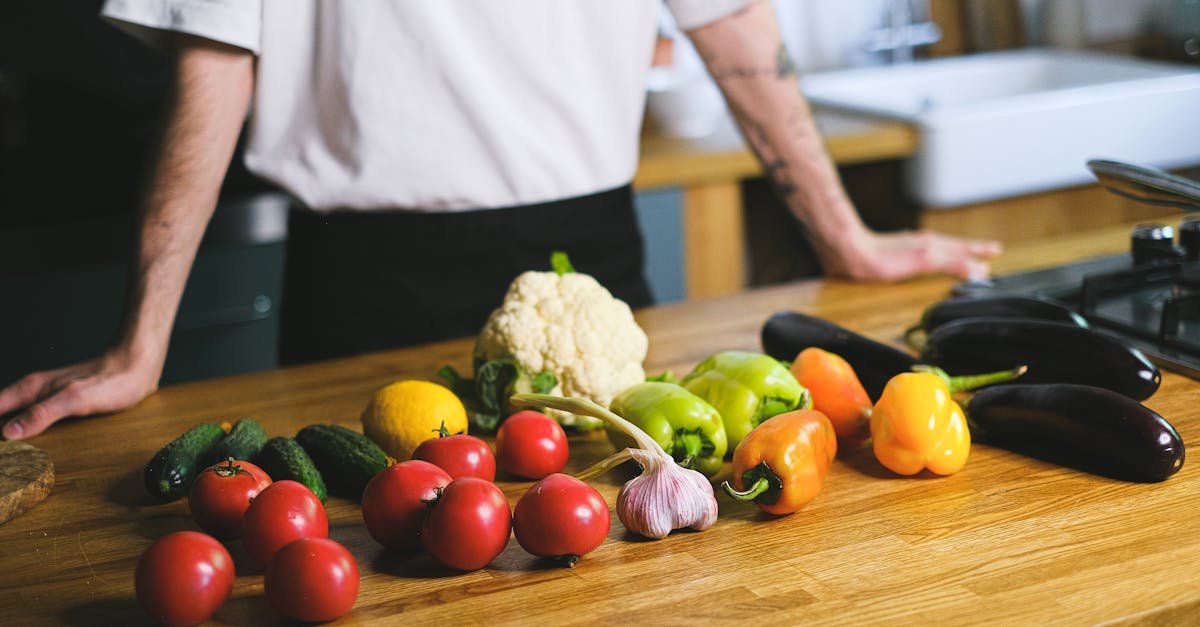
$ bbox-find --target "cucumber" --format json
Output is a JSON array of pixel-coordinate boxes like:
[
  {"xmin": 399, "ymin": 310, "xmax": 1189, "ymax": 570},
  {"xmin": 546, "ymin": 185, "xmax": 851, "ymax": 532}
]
[
  {"xmin": 295, "ymin": 424, "xmax": 390, "ymax": 501},
  {"xmin": 254, "ymin": 437, "xmax": 328, "ymax": 503},
  {"xmin": 144, "ymin": 422, "xmax": 226, "ymax": 502},
  {"xmin": 204, "ymin": 418, "xmax": 268, "ymax": 467}
]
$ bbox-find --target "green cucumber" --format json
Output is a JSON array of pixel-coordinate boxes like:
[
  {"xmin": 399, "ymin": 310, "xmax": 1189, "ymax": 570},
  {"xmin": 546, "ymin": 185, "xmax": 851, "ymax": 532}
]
[
  {"xmin": 204, "ymin": 418, "xmax": 268, "ymax": 466},
  {"xmin": 143, "ymin": 422, "xmax": 226, "ymax": 502},
  {"xmin": 295, "ymin": 424, "xmax": 391, "ymax": 501},
  {"xmin": 254, "ymin": 437, "xmax": 328, "ymax": 503}
]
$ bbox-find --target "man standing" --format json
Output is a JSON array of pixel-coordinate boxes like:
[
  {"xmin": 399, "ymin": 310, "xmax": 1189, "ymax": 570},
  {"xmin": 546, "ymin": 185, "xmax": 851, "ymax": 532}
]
[{"xmin": 0, "ymin": 0, "xmax": 999, "ymax": 440}]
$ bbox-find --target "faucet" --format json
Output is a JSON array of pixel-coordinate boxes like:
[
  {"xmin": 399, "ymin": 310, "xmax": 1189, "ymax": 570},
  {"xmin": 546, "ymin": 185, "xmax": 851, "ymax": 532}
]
[{"xmin": 863, "ymin": 0, "xmax": 942, "ymax": 64}]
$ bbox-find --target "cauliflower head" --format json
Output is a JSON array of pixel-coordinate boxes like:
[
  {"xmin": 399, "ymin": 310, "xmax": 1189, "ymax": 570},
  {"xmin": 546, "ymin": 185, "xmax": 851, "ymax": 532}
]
[{"xmin": 475, "ymin": 270, "xmax": 648, "ymax": 424}]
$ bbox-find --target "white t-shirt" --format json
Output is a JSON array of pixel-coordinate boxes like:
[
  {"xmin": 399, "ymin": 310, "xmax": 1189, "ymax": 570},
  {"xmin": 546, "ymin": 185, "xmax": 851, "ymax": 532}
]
[{"xmin": 102, "ymin": 0, "xmax": 750, "ymax": 212}]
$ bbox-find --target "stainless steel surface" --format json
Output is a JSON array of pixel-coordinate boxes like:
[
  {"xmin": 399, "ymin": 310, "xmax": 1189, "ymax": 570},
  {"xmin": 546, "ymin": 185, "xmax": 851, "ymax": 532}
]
[{"xmin": 1087, "ymin": 159, "xmax": 1200, "ymax": 212}]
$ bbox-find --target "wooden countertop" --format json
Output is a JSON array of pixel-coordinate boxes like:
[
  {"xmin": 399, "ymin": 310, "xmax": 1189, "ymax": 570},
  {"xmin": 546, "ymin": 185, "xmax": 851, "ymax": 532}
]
[
  {"xmin": 634, "ymin": 108, "xmax": 918, "ymax": 190},
  {"xmin": 4, "ymin": 220, "xmax": 1199, "ymax": 625}
]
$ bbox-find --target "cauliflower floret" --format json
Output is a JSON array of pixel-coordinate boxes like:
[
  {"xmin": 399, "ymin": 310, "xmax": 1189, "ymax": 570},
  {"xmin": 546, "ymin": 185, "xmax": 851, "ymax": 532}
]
[{"xmin": 475, "ymin": 270, "xmax": 648, "ymax": 425}]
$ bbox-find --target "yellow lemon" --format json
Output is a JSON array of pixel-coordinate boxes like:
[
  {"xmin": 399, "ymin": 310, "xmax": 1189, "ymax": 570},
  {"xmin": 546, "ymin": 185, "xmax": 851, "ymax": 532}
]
[{"xmin": 361, "ymin": 380, "xmax": 468, "ymax": 461}]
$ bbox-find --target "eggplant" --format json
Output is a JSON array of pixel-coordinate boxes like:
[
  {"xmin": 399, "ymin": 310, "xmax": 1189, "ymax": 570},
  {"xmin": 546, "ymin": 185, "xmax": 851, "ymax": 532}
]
[
  {"xmin": 919, "ymin": 295, "xmax": 1088, "ymax": 333},
  {"xmin": 761, "ymin": 311, "xmax": 918, "ymax": 401},
  {"xmin": 921, "ymin": 318, "xmax": 1161, "ymax": 400},
  {"xmin": 967, "ymin": 384, "xmax": 1184, "ymax": 482}
]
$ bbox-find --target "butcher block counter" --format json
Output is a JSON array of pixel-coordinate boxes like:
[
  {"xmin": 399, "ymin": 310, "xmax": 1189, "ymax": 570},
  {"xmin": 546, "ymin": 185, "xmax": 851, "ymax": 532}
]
[{"xmin": 3, "ymin": 220, "xmax": 1199, "ymax": 626}]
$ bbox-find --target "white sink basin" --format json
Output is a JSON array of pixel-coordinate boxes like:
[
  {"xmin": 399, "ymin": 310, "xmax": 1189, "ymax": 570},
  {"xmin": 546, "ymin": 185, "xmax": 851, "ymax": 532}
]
[{"xmin": 801, "ymin": 49, "xmax": 1200, "ymax": 208}]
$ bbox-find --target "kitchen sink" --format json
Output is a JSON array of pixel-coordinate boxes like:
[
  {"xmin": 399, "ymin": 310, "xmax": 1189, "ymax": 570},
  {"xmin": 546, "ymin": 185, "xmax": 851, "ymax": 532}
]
[{"xmin": 801, "ymin": 49, "xmax": 1200, "ymax": 207}]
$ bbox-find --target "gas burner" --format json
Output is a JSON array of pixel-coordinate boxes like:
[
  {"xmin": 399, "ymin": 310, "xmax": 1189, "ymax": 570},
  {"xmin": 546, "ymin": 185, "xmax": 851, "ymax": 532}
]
[{"xmin": 954, "ymin": 217, "xmax": 1200, "ymax": 380}]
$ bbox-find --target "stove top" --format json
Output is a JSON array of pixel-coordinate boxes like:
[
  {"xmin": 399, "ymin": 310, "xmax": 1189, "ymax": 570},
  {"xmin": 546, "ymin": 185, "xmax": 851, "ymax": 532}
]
[{"xmin": 955, "ymin": 217, "xmax": 1200, "ymax": 379}]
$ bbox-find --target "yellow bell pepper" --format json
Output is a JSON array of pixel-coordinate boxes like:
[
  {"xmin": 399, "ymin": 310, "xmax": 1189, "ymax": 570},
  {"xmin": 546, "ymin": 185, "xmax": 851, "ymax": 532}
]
[{"xmin": 870, "ymin": 371, "xmax": 968, "ymax": 475}]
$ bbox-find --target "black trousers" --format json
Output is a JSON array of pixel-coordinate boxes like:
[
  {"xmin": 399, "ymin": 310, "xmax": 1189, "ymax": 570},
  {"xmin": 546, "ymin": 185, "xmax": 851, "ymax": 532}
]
[{"xmin": 278, "ymin": 184, "xmax": 652, "ymax": 365}]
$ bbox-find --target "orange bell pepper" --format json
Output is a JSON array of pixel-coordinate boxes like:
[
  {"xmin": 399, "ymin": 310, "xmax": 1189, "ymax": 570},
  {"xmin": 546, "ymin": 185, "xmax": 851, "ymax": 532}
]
[
  {"xmin": 790, "ymin": 347, "xmax": 872, "ymax": 445},
  {"xmin": 721, "ymin": 409, "xmax": 836, "ymax": 515},
  {"xmin": 870, "ymin": 371, "xmax": 970, "ymax": 476}
]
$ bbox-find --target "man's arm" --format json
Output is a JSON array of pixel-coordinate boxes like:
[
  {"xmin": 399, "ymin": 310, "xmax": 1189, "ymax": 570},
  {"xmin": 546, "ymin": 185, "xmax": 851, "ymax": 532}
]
[
  {"xmin": 687, "ymin": 0, "xmax": 1000, "ymax": 281},
  {"xmin": 0, "ymin": 35, "xmax": 254, "ymax": 439}
]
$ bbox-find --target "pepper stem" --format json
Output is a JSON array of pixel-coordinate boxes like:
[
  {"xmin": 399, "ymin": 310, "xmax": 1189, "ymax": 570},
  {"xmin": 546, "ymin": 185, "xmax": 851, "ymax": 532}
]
[
  {"xmin": 722, "ymin": 477, "xmax": 770, "ymax": 502},
  {"xmin": 671, "ymin": 429, "xmax": 714, "ymax": 470},
  {"xmin": 512, "ymin": 394, "xmax": 667, "ymax": 455},
  {"xmin": 574, "ymin": 448, "xmax": 635, "ymax": 481},
  {"xmin": 912, "ymin": 364, "xmax": 1028, "ymax": 393}
]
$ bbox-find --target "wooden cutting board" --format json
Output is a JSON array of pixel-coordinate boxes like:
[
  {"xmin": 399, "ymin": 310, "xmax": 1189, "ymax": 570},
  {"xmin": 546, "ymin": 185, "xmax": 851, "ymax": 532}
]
[{"xmin": 0, "ymin": 441, "xmax": 54, "ymax": 525}]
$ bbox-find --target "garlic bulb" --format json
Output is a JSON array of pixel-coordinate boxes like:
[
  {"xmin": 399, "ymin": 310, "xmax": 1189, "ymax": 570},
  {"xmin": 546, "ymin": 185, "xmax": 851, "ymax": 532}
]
[
  {"xmin": 511, "ymin": 393, "xmax": 719, "ymax": 539},
  {"xmin": 616, "ymin": 448, "xmax": 717, "ymax": 538}
]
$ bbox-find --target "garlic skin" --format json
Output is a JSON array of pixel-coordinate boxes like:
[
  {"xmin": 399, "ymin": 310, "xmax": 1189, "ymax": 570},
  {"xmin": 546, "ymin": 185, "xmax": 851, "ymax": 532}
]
[{"xmin": 617, "ymin": 448, "xmax": 718, "ymax": 539}]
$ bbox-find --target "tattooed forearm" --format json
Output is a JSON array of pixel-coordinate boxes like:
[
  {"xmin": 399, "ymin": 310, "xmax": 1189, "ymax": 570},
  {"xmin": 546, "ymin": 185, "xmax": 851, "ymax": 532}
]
[
  {"xmin": 707, "ymin": 43, "xmax": 797, "ymax": 81},
  {"xmin": 726, "ymin": 99, "xmax": 800, "ymax": 204}
]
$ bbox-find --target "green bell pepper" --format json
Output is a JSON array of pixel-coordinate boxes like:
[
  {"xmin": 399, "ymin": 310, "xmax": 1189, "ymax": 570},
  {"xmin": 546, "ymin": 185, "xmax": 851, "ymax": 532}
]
[
  {"xmin": 681, "ymin": 350, "xmax": 811, "ymax": 450},
  {"xmin": 607, "ymin": 381, "xmax": 728, "ymax": 478}
]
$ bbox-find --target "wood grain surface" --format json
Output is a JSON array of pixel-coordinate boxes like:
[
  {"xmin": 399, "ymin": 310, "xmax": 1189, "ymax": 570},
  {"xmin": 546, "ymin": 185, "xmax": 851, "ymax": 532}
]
[
  {"xmin": 2, "ymin": 220, "xmax": 1197, "ymax": 626},
  {"xmin": 0, "ymin": 441, "xmax": 54, "ymax": 525}
]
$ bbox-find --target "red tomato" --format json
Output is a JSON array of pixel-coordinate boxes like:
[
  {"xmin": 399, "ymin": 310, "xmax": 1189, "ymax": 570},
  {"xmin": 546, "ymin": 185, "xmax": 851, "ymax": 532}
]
[
  {"xmin": 266, "ymin": 537, "xmax": 360, "ymax": 622},
  {"xmin": 495, "ymin": 410, "xmax": 568, "ymax": 480},
  {"xmin": 188, "ymin": 459, "xmax": 272, "ymax": 539},
  {"xmin": 361, "ymin": 460, "xmax": 452, "ymax": 550},
  {"xmin": 242, "ymin": 480, "xmax": 328, "ymax": 566},
  {"xmin": 421, "ymin": 477, "xmax": 511, "ymax": 571},
  {"xmin": 412, "ymin": 425, "xmax": 496, "ymax": 481},
  {"xmin": 512, "ymin": 473, "xmax": 610, "ymax": 567},
  {"xmin": 135, "ymin": 531, "xmax": 234, "ymax": 627}
]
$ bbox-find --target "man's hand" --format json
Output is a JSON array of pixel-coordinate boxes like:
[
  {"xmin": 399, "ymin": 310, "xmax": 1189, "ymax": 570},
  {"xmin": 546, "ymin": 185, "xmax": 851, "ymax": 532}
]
[
  {"xmin": 688, "ymin": 0, "xmax": 1000, "ymax": 281},
  {"xmin": 0, "ymin": 349, "xmax": 161, "ymax": 440},
  {"xmin": 826, "ymin": 229, "xmax": 1003, "ymax": 282}
]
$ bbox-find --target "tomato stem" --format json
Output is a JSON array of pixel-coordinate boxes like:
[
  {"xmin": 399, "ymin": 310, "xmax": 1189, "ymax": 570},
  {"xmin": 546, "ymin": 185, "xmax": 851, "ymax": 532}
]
[
  {"xmin": 420, "ymin": 486, "xmax": 445, "ymax": 508},
  {"xmin": 554, "ymin": 554, "xmax": 581, "ymax": 568},
  {"xmin": 213, "ymin": 457, "xmax": 244, "ymax": 478}
]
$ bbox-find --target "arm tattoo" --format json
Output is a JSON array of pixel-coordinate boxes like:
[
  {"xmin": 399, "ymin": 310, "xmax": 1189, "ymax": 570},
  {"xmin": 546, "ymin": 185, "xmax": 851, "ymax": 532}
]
[
  {"xmin": 726, "ymin": 100, "xmax": 799, "ymax": 204},
  {"xmin": 775, "ymin": 43, "xmax": 797, "ymax": 79},
  {"xmin": 708, "ymin": 43, "xmax": 797, "ymax": 81}
]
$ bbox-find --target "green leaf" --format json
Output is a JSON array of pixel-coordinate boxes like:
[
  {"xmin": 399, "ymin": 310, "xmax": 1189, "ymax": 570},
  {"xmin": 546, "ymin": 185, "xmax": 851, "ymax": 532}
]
[
  {"xmin": 645, "ymin": 371, "xmax": 679, "ymax": 384},
  {"xmin": 531, "ymin": 371, "xmax": 558, "ymax": 394},
  {"xmin": 440, "ymin": 359, "xmax": 563, "ymax": 433},
  {"xmin": 437, "ymin": 365, "xmax": 475, "ymax": 400},
  {"xmin": 551, "ymin": 251, "xmax": 575, "ymax": 276},
  {"xmin": 474, "ymin": 360, "xmax": 522, "ymax": 429}
]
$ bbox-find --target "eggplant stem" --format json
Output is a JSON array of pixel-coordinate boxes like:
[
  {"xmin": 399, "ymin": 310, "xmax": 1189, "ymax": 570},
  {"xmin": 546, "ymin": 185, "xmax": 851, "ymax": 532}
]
[
  {"xmin": 574, "ymin": 448, "xmax": 635, "ymax": 481},
  {"xmin": 722, "ymin": 477, "xmax": 770, "ymax": 502},
  {"xmin": 904, "ymin": 324, "xmax": 927, "ymax": 352},
  {"xmin": 512, "ymin": 394, "xmax": 666, "ymax": 455}
]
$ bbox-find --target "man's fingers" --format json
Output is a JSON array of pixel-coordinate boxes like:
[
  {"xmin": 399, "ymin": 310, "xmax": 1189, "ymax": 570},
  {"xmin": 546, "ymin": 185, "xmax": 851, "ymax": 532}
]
[
  {"xmin": 0, "ymin": 372, "xmax": 55, "ymax": 416},
  {"xmin": 925, "ymin": 231, "xmax": 1002, "ymax": 260},
  {"xmin": 965, "ymin": 239, "xmax": 1003, "ymax": 258},
  {"xmin": 2, "ymin": 381, "xmax": 90, "ymax": 440}
]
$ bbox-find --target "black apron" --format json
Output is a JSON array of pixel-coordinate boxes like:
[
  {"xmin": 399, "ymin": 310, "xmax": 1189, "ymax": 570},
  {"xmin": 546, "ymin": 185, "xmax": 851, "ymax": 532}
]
[{"xmin": 278, "ymin": 184, "xmax": 652, "ymax": 365}]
